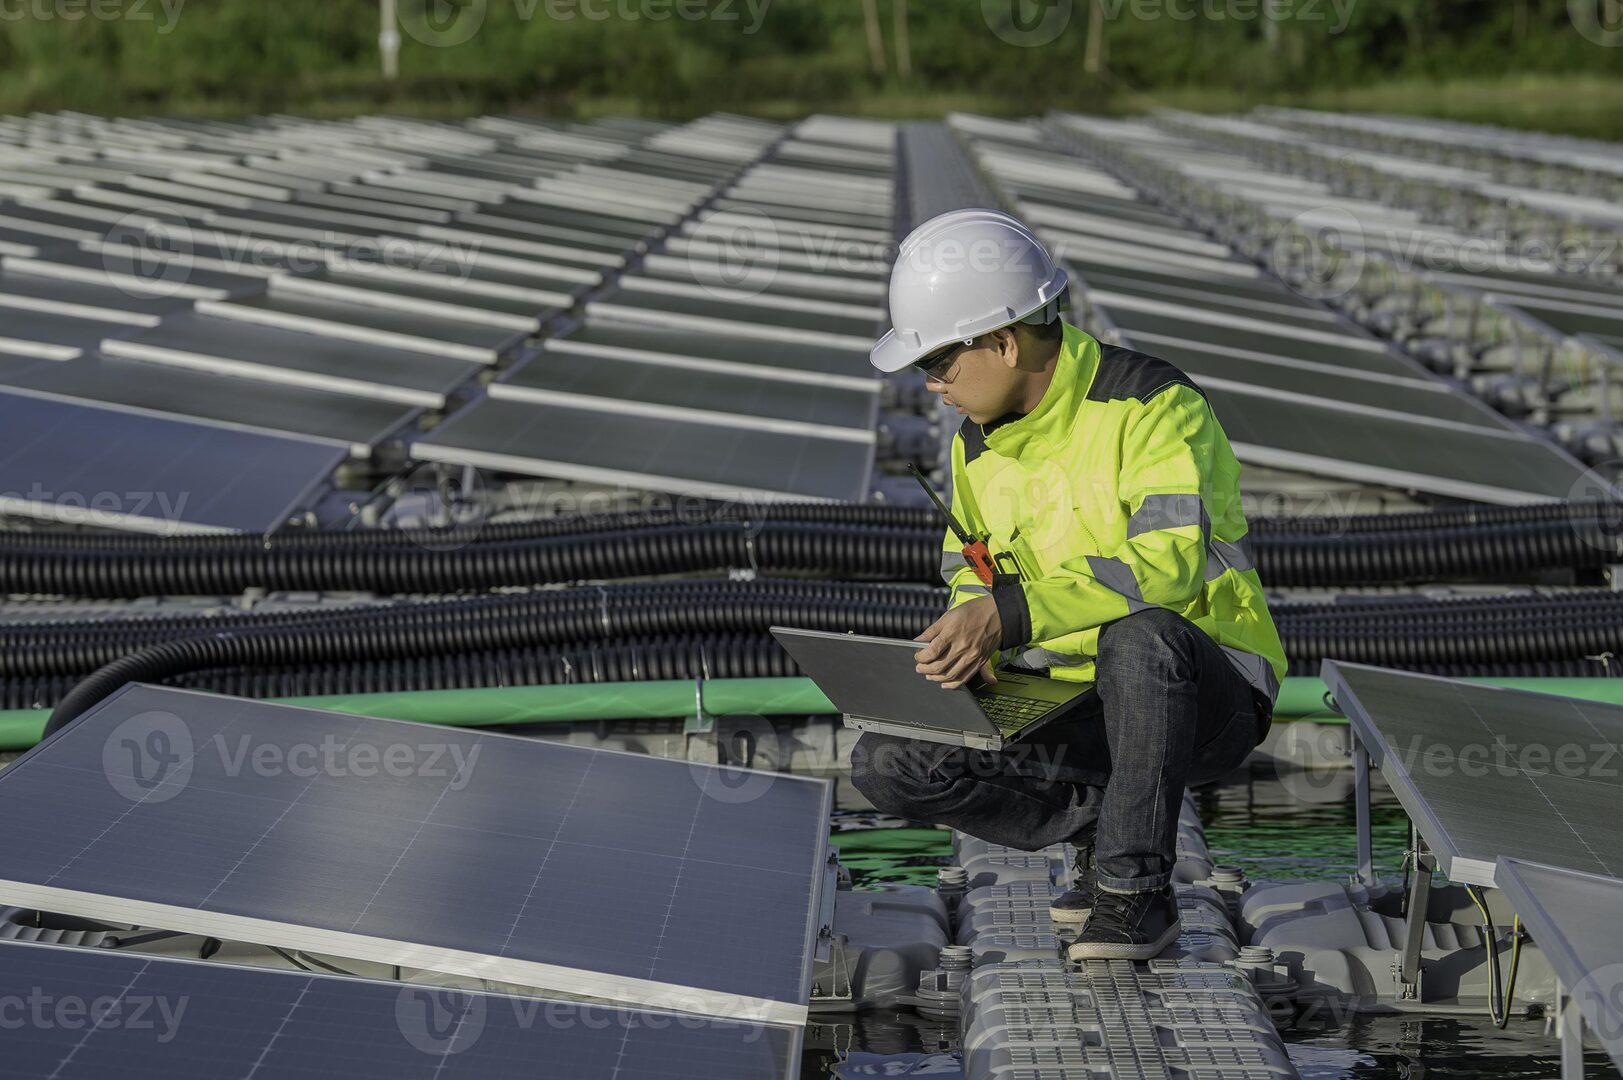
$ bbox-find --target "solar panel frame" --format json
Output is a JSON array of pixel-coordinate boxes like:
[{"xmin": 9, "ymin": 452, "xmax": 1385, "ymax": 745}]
[
  {"xmin": 0, "ymin": 940, "xmax": 803, "ymax": 1080},
  {"xmin": 1324, "ymin": 661, "xmax": 1623, "ymax": 886},
  {"xmin": 0, "ymin": 683, "xmax": 832, "ymax": 1027},
  {"xmin": 1494, "ymin": 858, "xmax": 1623, "ymax": 1075}
]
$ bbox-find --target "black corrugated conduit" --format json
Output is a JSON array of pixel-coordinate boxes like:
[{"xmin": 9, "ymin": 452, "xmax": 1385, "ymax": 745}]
[
  {"xmin": 1250, "ymin": 500, "xmax": 1620, "ymax": 535},
  {"xmin": 0, "ymin": 501, "xmax": 1620, "ymax": 598},
  {"xmin": 0, "ymin": 502, "xmax": 941, "ymax": 553},
  {"xmin": 3, "ymin": 592, "xmax": 936, "ymax": 680},
  {"xmin": 0, "ymin": 523, "xmax": 943, "ymax": 598}
]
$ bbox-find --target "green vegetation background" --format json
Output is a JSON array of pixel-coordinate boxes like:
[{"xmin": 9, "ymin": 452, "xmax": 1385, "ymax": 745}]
[{"xmin": 1, "ymin": 0, "xmax": 1620, "ymax": 137}]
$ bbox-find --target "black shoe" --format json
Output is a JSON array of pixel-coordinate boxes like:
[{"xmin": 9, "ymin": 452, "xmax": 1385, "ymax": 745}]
[
  {"xmin": 1066, "ymin": 884, "xmax": 1181, "ymax": 961},
  {"xmin": 1048, "ymin": 839, "xmax": 1096, "ymax": 923}
]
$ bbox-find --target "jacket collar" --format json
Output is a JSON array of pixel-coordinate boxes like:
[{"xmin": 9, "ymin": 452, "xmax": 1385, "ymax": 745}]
[{"xmin": 978, "ymin": 321, "xmax": 1099, "ymax": 454}]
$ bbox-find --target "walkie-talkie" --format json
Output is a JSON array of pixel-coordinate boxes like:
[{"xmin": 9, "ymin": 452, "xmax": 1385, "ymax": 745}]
[{"xmin": 907, "ymin": 464, "xmax": 1021, "ymax": 586}]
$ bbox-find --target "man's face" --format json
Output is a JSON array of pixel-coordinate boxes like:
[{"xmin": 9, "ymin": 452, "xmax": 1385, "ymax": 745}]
[{"xmin": 917, "ymin": 330, "xmax": 1017, "ymax": 424}]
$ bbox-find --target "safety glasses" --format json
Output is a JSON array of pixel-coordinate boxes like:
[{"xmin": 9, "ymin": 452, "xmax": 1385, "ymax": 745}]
[{"xmin": 912, "ymin": 336, "xmax": 978, "ymax": 384}]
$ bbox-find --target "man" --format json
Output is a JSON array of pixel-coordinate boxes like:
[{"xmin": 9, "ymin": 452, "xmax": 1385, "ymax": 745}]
[{"xmin": 856, "ymin": 208, "xmax": 1286, "ymax": 961}]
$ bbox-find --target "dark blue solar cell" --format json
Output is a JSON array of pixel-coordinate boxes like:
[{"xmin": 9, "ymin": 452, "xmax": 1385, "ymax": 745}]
[{"xmin": 0, "ymin": 941, "xmax": 799, "ymax": 1079}]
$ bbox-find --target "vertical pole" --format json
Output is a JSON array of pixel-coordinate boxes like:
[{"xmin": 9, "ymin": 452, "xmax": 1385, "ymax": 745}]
[
  {"xmin": 892, "ymin": 0, "xmax": 911, "ymax": 79},
  {"xmin": 861, "ymin": 0, "xmax": 886, "ymax": 77},
  {"xmin": 380, "ymin": 0, "xmax": 401, "ymax": 81},
  {"xmin": 1083, "ymin": 0, "xmax": 1105, "ymax": 74},
  {"xmin": 1398, "ymin": 832, "xmax": 1433, "ymax": 999},
  {"xmin": 1355, "ymin": 736, "xmax": 1374, "ymax": 888},
  {"xmin": 1559, "ymin": 983, "xmax": 1585, "ymax": 1080}
]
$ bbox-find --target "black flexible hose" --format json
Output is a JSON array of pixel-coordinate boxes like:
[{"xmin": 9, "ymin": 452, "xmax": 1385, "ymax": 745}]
[
  {"xmin": 1279, "ymin": 625, "xmax": 1623, "ymax": 668},
  {"xmin": 3, "ymin": 594, "xmax": 934, "ymax": 679},
  {"xmin": 0, "ymin": 523, "xmax": 943, "ymax": 598},
  {"xmin": 1250, "ymin": 500, "xmax": 1620, "ymax": 535},
  {"xmin": 4, "ymin": 635, "xmax": 806, "ymax": 714},
  {"xmin": 168, "ymin": 635, "xmax": 798, "ymax": 698},
  {"xmin": 0, "ymin": 579, "xmax": 945, "ymax": 650},
  {"xmin": 0, "ymin": 501, "xmax": 941, "ymax": 552},
  {"xmin": 37, "ymin": 570, "xmax": 949, "ymax": 739},
  {"xmin": 1252, "ymin": 518, "xmax": 1623, "ymax": 586},
  {"xmin": 1274, "ymin": 590, "xmax": 1623, "ymax": 620},
  {"xmin": 3, "ymin": 505, "xmax": 1621, "ymax": 598}
]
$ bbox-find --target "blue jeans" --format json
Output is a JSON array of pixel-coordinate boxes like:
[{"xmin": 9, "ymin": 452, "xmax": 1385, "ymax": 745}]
[{"xmin": 850, "ymin": 608, "xmax": 1270, "ymax": 892}]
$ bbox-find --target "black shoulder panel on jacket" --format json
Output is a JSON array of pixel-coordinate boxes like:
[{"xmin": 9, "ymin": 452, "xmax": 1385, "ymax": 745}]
[
  {"xmin": 1087, "ymin": 344, "xmax": 1206, "ymax": 404},
  {"xmin": 960, "ymin": 416, "xmax": 988, "ymax": 464}
]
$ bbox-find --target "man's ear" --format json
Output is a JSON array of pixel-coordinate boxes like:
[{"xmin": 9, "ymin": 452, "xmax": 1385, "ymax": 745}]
[{"xmin": 994, "ymin": 327, "xmax": 1020, "ymax": 368}]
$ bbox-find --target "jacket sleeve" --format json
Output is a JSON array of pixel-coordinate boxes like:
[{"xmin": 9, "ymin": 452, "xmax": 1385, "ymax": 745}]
[
  {"xmin": 940, "ymin": 438, "xmax": 991, "ymax": 609},
  {"xmin": 990, "ymin": 385, "xmax": 1216, "ymax": 649}
]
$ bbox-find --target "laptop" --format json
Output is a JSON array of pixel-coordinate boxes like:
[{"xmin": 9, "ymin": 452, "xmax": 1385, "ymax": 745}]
[{"xmin": 771, "ymin": 626, "xmax": 1094, "ymax": 751}]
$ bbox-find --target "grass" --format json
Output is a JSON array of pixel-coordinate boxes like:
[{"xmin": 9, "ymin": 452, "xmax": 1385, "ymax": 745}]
[{"xmin": 5, "ymin": 74, "xmax": 1620, "ymax": 142}]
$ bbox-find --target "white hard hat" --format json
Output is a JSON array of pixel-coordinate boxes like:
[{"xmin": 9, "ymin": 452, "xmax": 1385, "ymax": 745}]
[{"xmin": 870, "ymin": 208, "xmax": 1069, "ymax": 373}]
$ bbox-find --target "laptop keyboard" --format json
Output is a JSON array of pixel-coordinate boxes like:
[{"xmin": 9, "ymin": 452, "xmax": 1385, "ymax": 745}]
[{"xmin": 976, "ymin": 693, "xmax": 1057, "ymax": 734}]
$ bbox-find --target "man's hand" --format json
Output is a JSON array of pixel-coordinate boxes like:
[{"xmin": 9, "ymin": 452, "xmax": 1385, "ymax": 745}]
[{"xmin": 914, "ymin": 595, "xmax": 1003, "ymax": 690}]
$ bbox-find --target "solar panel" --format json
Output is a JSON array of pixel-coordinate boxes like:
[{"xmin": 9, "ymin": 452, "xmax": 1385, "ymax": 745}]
[
  {"xmin": 557, "ymin": 321, "xmax": 876, "ymax": 385},
  {"xmin": 1098, "ymin": 307, "xmax": 1417, "ymax": 376},
  {"xmin": 197, "ymin": 293, "xmax": 518, "ymax": 364},
  {"xmin": 1323, "ymin": 662, "xmax": 1623, "ymax": 886},
  {"xmin": 1071, "ymin": 260, "xmax": 1314, "ymax": 305},
  {"xmin": 0, "ymin": 268, "xmax": 193, "ymax": 319},
  {"xmin": 7, "ymin": 244, "xmax": 267, "ymax": 297},
  {"xmin": 0, "ymin": 684, "xmax": 831, "ymax": 1026},
  {"xmin": 1, "ymin": 941, "xmax": 799, "ymax": 1080},
  {"xmin": 710, "ymin": 196, "xmax": 886, "ymax": 232},
  {"xmin": 101, "ymin": 311, "xmax": 482, "ymax": 409},
  {"xmin": 491, "ymin": 350, "xmax": 877, "ymax": 437},
  {"xmin": 269, "ymin": 274, "xmax": 545, "ymax": 332},
  {"xmin": 414, "ymin": 395, "xmax": 873, "ymax": 501},
  {"xmin": 0, "ymin": 307, "xmax": 149, "ymax": 351},
  {"xmin": 1120, "ymin": 331, "xmax": 1511, "ymax": 429},
  {"xmin": 602, "ymin": 277, "xmax": 883, "ymax": 341},
  {"xmin": 1496, "ymin": 298, "xmax": 1623, "ymax": 340},
  {"xmin": 0, "ymin": 352, "xmax": 417, "ymax": 454},
  {"xmin": 0, "ymin": 388, "xmax": 342, "ymax": 533},
  {"xmin": 1204, "ymin": 381, "xmax": 1586, "ymax": 503},
  {"xmin": 1085, "ymin": 282, "xmax": 1341, "ymax": 332},
  {"xmin": 640, "ymin": 253, "xmax": 886, "ymax": 306},
  {"xmin": 1494, "ymin": 859, "xmax": 1623, "ymax": 1075}
]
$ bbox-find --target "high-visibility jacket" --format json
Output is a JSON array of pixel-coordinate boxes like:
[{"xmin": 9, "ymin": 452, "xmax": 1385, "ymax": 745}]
[{"xmin": 941, "ymin": 321, "xmax": 1287, "ymax": 707}]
